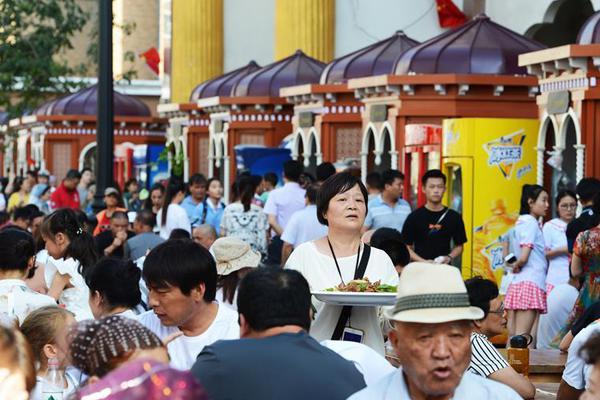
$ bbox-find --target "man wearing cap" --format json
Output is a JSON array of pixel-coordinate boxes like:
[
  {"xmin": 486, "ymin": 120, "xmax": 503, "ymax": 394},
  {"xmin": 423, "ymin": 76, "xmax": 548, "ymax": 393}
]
[
  {"xmin": 49, "ymin": 169, "xmax": 81, "ymax": 210},
  {"xmin": 348, "ymin": 263, "xmax": 521, "ymax": 399},
  {"xmin": 93, "ymin": 187, "xmax": 127, "ymax": 236}
]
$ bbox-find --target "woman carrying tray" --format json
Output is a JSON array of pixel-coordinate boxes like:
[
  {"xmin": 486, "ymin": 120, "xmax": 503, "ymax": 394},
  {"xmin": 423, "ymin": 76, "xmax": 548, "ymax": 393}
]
[{"xmin": 285, "ymin": 172, "xmax": 398, "ymax": 355}]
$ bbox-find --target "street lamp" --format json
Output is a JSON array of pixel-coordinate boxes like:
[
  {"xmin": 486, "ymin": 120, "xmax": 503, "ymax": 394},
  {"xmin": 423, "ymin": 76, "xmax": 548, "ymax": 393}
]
[{"xmin": 92, "ymin": 0, "xmax": 114, "ymax": 213}]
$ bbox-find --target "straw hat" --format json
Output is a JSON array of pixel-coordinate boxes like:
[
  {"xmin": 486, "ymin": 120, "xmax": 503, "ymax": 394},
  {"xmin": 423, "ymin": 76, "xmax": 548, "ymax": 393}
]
[
  {"xmin": 212, "ymin": 237, "xmax": 261, "ymax": 276},
  {"xmin": 385, "ymin": 262, "xmax": 484, "ymax": 323}
]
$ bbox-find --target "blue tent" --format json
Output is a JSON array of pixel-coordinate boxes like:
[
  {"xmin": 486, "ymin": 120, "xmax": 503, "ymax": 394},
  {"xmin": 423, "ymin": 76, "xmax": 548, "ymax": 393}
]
[{"xmin": 234, "ymin": 145, "xmax": 291, "ymax": 180}]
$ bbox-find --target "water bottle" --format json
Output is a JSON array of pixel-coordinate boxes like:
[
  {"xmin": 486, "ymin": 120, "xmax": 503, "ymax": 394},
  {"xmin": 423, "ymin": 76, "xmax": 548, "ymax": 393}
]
[
  {"xmin": 42, "ymin": 357, "xmax": 65, "ymax": 400},
  {"xmin": 507, "ymin": 334, "xmax": 532, "ymax": 376}
]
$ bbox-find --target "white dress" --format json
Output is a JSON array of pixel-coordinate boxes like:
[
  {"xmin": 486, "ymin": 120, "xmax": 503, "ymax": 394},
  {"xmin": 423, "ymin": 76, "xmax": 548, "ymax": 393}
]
[
  {"xmin": 0, "ymin": 279, "xmax": 56, "ymax": 325},
  {"xmin": 45, "ymin": 257, "xmax": 93, "ymax": 321},
  {"xmin": 285, "ymin": 241, "xmax": 398, "ymax": 355},
  {"xmin": 157, "ymin": 204, "xmax": 191, "ymax": 239}
]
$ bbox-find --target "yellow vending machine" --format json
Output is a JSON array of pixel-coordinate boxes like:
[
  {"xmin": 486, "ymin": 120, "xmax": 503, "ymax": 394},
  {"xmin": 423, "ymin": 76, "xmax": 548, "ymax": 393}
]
[{"xmin": 442, "ymin": 118, "xmax": 539, "ymax": 285}]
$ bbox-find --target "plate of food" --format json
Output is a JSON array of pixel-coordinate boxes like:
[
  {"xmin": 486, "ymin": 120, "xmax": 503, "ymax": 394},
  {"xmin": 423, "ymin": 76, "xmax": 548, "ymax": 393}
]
[{"xmin": 312, "ymin": 278, "xmax": 397, "ymax": 306}]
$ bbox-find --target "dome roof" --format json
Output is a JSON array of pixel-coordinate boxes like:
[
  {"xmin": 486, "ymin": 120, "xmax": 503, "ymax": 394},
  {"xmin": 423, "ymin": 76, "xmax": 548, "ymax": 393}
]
[
  {"xmin": 321, "ymin": 31, "xmax": 419, "ymax": 84},
  {"xmin": 189, "ymin": 61, "xmax": 261, "ymax": 101},
  {"xmin": 33, "ymin": 98, "xmax": 59, "ymax": 116},
  {"xmin": 233, "ymin": 50, "xmax": 325, "ymax": 97},
  {"xmin": 394, "ymin": 14, "xmax": 546, "ymax": 75},
  {"xmin": 578, "ymin": 10, "xmax": 600, "ymax": 44},
  {"xmin": 49, "ymin": 85, "xmax": 151, "ymax": 117}
]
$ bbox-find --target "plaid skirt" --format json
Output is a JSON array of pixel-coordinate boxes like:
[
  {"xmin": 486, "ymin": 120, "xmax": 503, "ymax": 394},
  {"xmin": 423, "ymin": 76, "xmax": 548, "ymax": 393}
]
[{"xmin": 505, "ymin": 281, "xmax": 547, "ymax": 314}]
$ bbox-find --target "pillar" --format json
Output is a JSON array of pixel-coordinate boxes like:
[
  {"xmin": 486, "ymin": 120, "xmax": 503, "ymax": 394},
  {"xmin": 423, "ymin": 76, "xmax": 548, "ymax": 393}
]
[
  {"xmin": 171, "ymin": 0, "xmax": 223, "ymax": 103},
  {"xmin": 274, "ymin": 0, "xmax": 334, "ymax": 62}
]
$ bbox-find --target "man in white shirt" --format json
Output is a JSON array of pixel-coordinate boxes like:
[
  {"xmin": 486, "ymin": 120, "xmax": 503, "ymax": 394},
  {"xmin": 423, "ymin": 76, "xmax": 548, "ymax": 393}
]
[
  {"xmin": 137, "ymin": 239, "xmax": 239, "ymax": 370},
  {"xmin": 349, "ymin": 263, "xmax": 520, "ymax": 400},
  {"xmin": 263, "ymin": 160, "xmax": 306, "ymax": 265},
  {"xmin": 537, "ymin": 277, "xmax": 580, "ymax": 349},
  {"xmin": 280, "ymin": 184, "xmax": 328, "ymax": 265}
]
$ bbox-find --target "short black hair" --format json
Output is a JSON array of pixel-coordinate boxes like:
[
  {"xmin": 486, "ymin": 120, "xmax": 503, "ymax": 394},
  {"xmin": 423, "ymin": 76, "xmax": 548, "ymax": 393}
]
[
  {"xmin": 135, "ymin": 209, "xmax": 156, "ymax": 228},
  {"xmin": 189, "ymin": 173, "xmax": 207, "ymax": 187},
  {"xmin": 169, "ymin": 228, "xmax": 191, "ymax": 240},
  {"xmin": 0, "ymin": 229, "xmax": 35, "ymax": 273},
  {"xmin": 305, "ymin": 184, "xmax": 319, "ymax": 204},
  {"xmin": 143, "ymin": 239, "xmax": 217, "ymax": 300},
  {"xmin": 316, "ymin": 172, "xmax": 368, "ymax": 226},
  {"xmin": 316, "ymin": 162, "xmax": 336, "ymax": 182},
  {"xmin": 464, "ymin": 276, "xmax": 499, "ymax": 319},
  {"xmin": 13, "ymin": 206, "xmax": 33, "ymax": 222},
  {"xmin": 263, "ymin": 172, "xmax": 278, "ymax": 187},
  {"xmin": 110, "ymin": 211, "xmax": 129, "ymax": 221},
  {"xmin": 237, "ymin": 268, "xmax": 311, "ymax": 332},
  {"xmin": 283, "ymin": 160, "xmax": 303, "ymax": 182},
  {"xmin": 85, "ymin": 258, "xmax": 141, "ymax": 310},
  {"xmin": 579, "ymin": 332, "xmax": 600, "ymax": 365},
  {"xmin": 421, "ymin": 169, "xmax": 446, "ymax": 186},
  {"xmin": 577, "ymin": 177, "xmax": 600, "ymax": 203},
  {"xmin": 65, "ymin": 169, "xmax": 82, "ymax": 180},
  {"xmin": 370, "ymin": 227, "xmax": 403, "ymax": 248},
  {"xmin": 520, "ymin": 184, "xmax": 546, "ymax": 215},
  {"xmin": 381, "ymin": 169, "xmax": 405, "ymax": 187},
  {"xmin": 374, "ymin": 239, "xmax": 410, "ymax": 267},
  {"xmin": 366, "ymin": 172, "xmax": 382, "ymax": 191},
  {"xmin": 556, "ymin": 189, "xmax": 577, "ymax": 207}
]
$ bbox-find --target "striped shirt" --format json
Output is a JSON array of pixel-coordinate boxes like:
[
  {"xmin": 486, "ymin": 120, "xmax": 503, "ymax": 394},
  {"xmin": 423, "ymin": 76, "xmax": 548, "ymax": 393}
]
[{"xmin": 468, "ymin": 332, "xmax": 509, "ymax": 377}]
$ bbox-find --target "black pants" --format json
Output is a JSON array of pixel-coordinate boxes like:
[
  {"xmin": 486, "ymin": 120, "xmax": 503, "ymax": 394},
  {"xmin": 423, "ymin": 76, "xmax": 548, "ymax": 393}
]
[{"xmin": 265, "ymin": 235, "xmax": 283, "ymax": 267}]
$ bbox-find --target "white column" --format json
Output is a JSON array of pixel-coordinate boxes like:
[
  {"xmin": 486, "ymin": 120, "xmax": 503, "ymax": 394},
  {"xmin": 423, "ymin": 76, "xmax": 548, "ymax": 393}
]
[
  {"xmin": 182, "ymin": 126, "xmax": 190, "ymax": 182},
  {"xmin": 390, "ymin": 150, "xmax": 399, "ymax": 169},
  {"xmin": 223, "ymin": 155, "xmax": 230, "ymax": 203},
  {"xmin": 208, "ymin": 156, "xmax": 215, "ymax": 177},
  {"xmin": 360, "ymin": 151, "xmax": 368, "ymax": 182},
  {"xmin": 535, "ymin": 146, "xmax": 545, "ymax": 185},
  {"xmin": 316, "ymin": 152, "xmax": 323, "ymax": 165},
  {"xmin": 575, "ymin": 144, "xmax": 585, "ymax": 182}
]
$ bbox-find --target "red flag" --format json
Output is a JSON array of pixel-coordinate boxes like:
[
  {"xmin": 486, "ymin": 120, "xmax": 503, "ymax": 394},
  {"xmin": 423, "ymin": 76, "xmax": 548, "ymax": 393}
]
[
  {"xmin": 140, "ymin": 47, "xmax": 160, "ymax": 75},
  {"xmin": 435, "ymin": 0, "xmax": 466, "ymax": 28}
]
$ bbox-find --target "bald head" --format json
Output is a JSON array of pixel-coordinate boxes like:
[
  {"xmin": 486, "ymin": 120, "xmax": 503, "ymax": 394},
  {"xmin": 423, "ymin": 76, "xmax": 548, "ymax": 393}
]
[{"xmin": 193, "ymin": 224, "xmax": 217, "ymax": 249}]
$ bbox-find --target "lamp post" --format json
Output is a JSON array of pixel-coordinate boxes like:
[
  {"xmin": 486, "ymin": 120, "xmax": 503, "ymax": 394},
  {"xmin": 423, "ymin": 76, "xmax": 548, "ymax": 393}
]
[{"xmin": 92, "ymin": 0, "xmax": 114, "ymax": 213}]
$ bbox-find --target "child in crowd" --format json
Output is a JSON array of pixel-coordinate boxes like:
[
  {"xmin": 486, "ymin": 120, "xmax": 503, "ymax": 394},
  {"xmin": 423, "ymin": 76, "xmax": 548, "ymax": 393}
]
[
  {"xmin": 0, "ymin": 325, "xmax": 35, "ymax": 400},
  {"xmin": 20, "ymin": 306, "xmax": 78, "ymax": 400},
  {"xmin": 40, "ymin": 208, "xmax": 98, "ymax": 321}
]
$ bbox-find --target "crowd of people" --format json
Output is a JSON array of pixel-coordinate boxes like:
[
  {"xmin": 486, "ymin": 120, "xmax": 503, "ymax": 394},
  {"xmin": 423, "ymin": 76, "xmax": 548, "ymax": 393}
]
[{"xmin": 1, "ymin": 161, "xmax": 600, "ymax": 399}]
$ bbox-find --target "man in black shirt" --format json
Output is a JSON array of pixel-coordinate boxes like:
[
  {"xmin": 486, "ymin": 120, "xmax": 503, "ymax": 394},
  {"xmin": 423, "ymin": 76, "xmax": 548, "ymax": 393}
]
[
  {"xmin": 566, "ymin": 178, "xmax": 600, "ymax": 253},
  {"xmin": 95, "ymin": 211, "xmax": 135, "ymax": 258},
  {"xmin": 402, "ymin": 169, "xmax": 467, "ymax": 265}
]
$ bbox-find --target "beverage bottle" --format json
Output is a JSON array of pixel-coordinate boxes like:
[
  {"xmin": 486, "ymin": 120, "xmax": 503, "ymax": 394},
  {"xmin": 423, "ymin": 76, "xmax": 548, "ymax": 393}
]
[
  {"xmin": 507, "ymin": 334, "xmax": 531, "ymax": 376},
  {"xmin": 42, "ymin": 357, "xmax": 65, "ymax": 400}
]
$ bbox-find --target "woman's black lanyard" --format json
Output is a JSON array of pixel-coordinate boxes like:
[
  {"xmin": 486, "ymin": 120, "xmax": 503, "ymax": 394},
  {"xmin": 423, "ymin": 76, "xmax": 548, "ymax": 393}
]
[{"xmin": 327, "ymin": 237, "xmax": 361, "ymax": 285}]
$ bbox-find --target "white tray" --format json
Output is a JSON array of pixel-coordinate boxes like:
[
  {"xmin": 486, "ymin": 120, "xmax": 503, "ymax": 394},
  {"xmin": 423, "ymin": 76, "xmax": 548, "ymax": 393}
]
[{"xmin": 311, "ymin": 291, "xmax": 396, "ymax": 306}]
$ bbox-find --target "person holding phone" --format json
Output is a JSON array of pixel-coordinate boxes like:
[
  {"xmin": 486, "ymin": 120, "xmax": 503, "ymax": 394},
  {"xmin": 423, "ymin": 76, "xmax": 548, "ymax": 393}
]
[{"xmin": 285, "ymin": 172, "xmax": 398, "ymax": 355}]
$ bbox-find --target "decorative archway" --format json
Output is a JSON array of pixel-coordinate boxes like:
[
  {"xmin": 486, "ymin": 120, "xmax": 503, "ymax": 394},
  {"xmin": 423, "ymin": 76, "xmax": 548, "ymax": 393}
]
[
  {"xmin": 291, "ymin": 128, "xmax": 305, "ymax": 161},
  {"xmin": 78, "ymin": 141, "xmax": 97, "ymax": 172},
  {"xmin": 360, "ymin": 124, "xmax": 377, "ymax": 182}
]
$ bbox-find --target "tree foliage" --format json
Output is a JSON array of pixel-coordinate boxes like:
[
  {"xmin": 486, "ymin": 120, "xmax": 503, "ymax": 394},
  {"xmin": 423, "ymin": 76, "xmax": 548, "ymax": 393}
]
[{"xmin": 0, "ymin": 0, "xmax": 89, "ymax": 118}]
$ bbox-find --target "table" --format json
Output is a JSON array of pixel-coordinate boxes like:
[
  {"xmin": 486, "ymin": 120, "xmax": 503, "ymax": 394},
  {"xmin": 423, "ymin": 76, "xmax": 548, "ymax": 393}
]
[
  {"xmin": 498, "ymin": 349, "xmax": 567, "ymax": 383},
  {"xmin": 535, "ymin": 383, "xmax": 559, "ymax": 399}
]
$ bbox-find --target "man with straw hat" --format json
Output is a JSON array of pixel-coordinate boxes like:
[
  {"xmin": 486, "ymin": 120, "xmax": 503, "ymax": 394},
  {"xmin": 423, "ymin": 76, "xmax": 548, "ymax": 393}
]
[{"xmin": 349, "ymin": 263, "xmax": 521, "ymax": 399}]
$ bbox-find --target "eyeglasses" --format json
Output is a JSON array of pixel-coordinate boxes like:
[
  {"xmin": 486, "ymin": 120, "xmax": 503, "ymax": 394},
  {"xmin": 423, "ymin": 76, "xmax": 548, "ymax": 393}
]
[
  {"xmin": 559, "ymin": 204, "xmax": 577, "ymax": 210},
  {"xmin": 488, "ymin": 302, "xmax": 505, "ymax": 315}
]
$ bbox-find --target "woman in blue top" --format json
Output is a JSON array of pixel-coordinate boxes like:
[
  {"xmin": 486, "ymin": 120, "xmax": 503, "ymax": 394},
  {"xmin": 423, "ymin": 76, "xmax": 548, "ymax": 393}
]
[{"xmin": 192, "ymin": 178, "xmax": 226, "ymax": 235}]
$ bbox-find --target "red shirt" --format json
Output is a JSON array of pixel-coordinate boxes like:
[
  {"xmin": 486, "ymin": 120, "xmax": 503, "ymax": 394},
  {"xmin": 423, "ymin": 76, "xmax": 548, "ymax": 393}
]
[{"xmin": 50, "ymin": 183, "xmax": 80, "ymax": 210}]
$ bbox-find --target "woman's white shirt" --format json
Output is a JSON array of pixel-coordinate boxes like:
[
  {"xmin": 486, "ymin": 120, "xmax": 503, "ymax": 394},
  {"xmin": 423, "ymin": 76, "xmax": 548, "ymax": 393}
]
[
  {"xmin": 542, "ymin": 218, "xmax": 569, "ymax": 287},
  {"xmin": 157, "ymin": 204, "xmax": 191, "ymax": 239},
  {"xmin": 285, "ymin": 241, "xmax": 399, "ymax": 355},
  {"xmin": 512, "ymin": 214, "xmax": 548, "ymax": 291},
  {"xmin": 45, "ymin": 257, "xmax": 94, "ymax": 321}
]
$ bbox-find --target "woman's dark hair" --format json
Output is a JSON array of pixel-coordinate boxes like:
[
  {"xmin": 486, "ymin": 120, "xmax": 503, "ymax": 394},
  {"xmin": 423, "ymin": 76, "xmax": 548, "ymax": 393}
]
[
  {"xmin": 316, "ymin": 172, "xmax": 368, "ymax": 226},
  {"xmin": 124, "ymin": 178, "xmax": 138, "ymax": 193},
  {"xmin": 263, "ymin": 172, "xmax": 278, "ymax": 187},
  {"xmin": 464, "ymin": 276, "xmax": 499, "ymax": 319},
  {"xmin": 238, "ymin": 176, "xmax": 258, "ymax": 212},
  {"xmin": 217, "ymin": 273, "xmax": 241, "ymax": 305},
  {"xmin": 237, "ymin": 268, "xmax": 311, "ymax": 331},
  {"xmin": 0, "ymin": 228, "xmax": 36, "ymax": 276},
  {"xmin": 0, "ymin": 211, "xmax": 9, "ymax": 226},
  {"xmin": 11, "ymin": 177, "xmax": 24, "ymax": 193},
  {"xmin": 168, "ymin": 228, "xmax": 190, "ymax": 240},
  {"xmin": 519, "ymin": 184, "xmax": 546, "ymax": 215},
  {"xmin": 594, "ymin": 192, "xmax": 600, "ymax": 216},
  {"xmin": 556, "ymin": 189, "xmax": 577, "ymax": 207},
  {"xmin": 85, "ymin": 258, "xmax": 141, "ymax": 311},
  {"xmin": 40, "ymin": 208, "xmax": 98, "ymax": 276},
  {"xmin": 143, "ymin": 239, "xmax": 217, "ymax": 301},
  {"xmin": 143, "ymin": 183, "xmax": 165, "ymax": 211},
  {"xmin": 373, "ymin": 239, "xmax": 410, "ymax": 268},
  {"xmin": 161, "ymin": 178, "xmax": 185, "ymax": 227},
  {"xmin": 579, "ymin": 332, "xmax": 600, "ymax": 365},
  {"xmin": 206, "ymin": 177, "xmax": 222, "ymax": 198}
]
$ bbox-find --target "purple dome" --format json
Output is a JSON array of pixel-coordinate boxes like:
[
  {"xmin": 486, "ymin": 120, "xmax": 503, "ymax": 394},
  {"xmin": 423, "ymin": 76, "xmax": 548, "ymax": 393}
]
[
  {"xmin": 321, "ymin": 31, "xmax": 419, "ymax": 84},
  {"xmin": 32, "ymin": 98, "xmax": 59, "ymax": 116},
  {"xmin": 190, "ymin": 61, "xmax": 261, "ymax": 101},
  {"xmin": 49, "ymin": 85, "xmax": 151, "ymax": 117},
  {"xmin": 578, "ymin": 11, "xmax": 600, "ymax": 44},
  {"xmin": 394, "ymin": 14, "xmax": 546, "ymax": 75},
  {"xmin": 233, "ymin": 50, "xmax": 325, "ymax": 97}
]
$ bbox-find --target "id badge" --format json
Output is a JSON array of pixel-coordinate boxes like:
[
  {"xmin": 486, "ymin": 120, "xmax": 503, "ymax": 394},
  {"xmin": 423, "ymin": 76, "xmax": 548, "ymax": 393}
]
[{"xmin": 342, "ymin": 327, "xmax": 364, "ymax": 343}]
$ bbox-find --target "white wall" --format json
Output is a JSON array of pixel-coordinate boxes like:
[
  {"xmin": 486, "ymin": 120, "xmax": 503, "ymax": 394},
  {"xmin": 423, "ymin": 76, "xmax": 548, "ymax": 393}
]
[{"xmin": 224, "ymin": 0, "xmax": 274, "ymax": 72}]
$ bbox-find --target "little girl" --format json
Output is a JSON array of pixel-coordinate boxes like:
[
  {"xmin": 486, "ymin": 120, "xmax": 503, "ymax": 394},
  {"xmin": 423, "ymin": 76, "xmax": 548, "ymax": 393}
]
[
  {"xmin": 20, "ymin": 305, "xmax": 79, "ymax": 400},
  {"xmin": 40, "ymin": 208, "xmax": 98, "ymax": 321}
]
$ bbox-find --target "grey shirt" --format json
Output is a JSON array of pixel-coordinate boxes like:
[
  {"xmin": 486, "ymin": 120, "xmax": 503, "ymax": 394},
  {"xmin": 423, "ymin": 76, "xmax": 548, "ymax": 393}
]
[{"xmin": 124, "ymin": 232, "xmax": 165, "ymax": 260}]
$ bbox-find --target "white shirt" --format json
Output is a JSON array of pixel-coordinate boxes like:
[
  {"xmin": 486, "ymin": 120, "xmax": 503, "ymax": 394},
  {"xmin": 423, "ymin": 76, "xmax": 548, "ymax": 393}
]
[
  {"xmin": 30, "ymin": 370, "xmax": 79, "ymax": 400},
  {"xmin": 216, "ymin": 287, "xmax": 238, "ymax": 311},
  {"xmin": 45, "ymin": 257, "xmax": 93, "ymax": 321},
  {"xmin": 285, "ymin": 241, "xmax": 398, "ymax": 355},
  {"xmin": 321, "ymin": 340, "xmax": 395, "ymax": 385},
  {"xmin": 263, "ymin": 182, "xmax": 306, "ymax": 234},
  {"xmin": 157, "ymin": 204, "xmax": 191, "ymax": 239},
  {"xmin": 512, "ymin": 214, "xmax": 547, "ymax": 291},
  {"xmin": 0, "ymin": 279, "xmax": 55, "ymax": 325},
  {"xmin": 281, "ymin": 205, "xmax": 328, "ymax": 248},
  {"xmin": 542, "ymin": 218, "xmax": 570, "ymax": 287},
  {"xmin": 115, "ymin": 309, "xmax": 138, "ymax": 319},
  {"xmin": 468, "ymin": 332, "xmax": 509, "ymax": 377},
  {"xmin": 137, "ymin": 303, "xmax": 240, "ymax": 370},
  {"xmin": 562, "ymin": 320, "xmax": 600, "ymax": 389},
  {"xmin": 348, "ymin": 368, "xmax": 521, "ymax": 399},
  {"xmin": 537, "ymin": 283, "xmax": 579, "ymax": 349}
]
